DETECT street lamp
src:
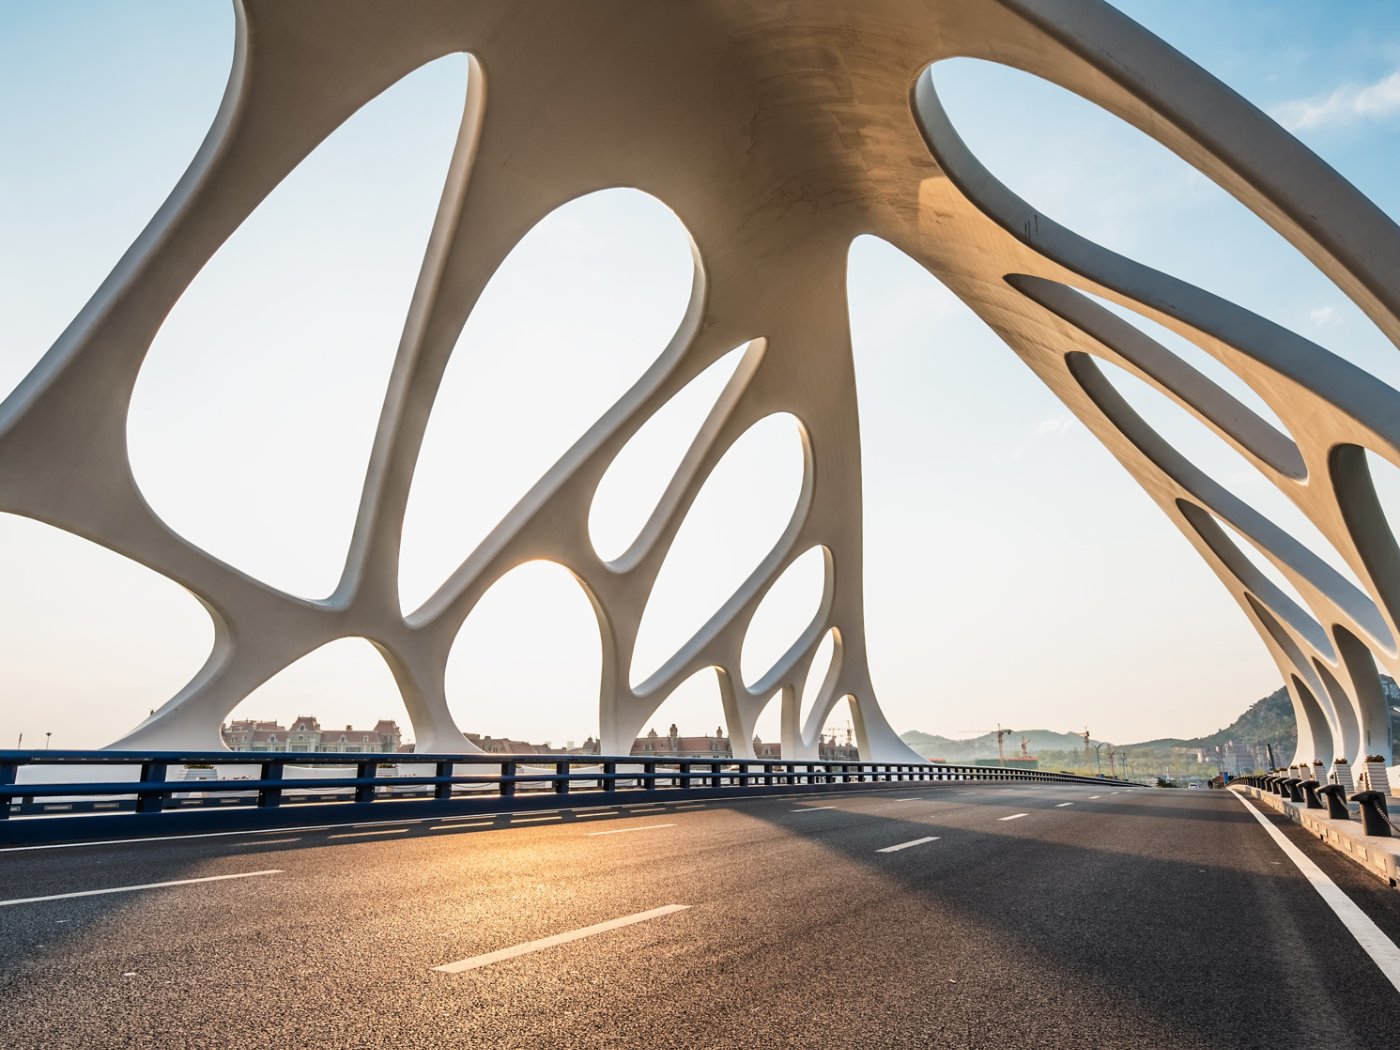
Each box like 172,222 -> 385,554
1092,741 -> 1108,775
45,731 -> 51,750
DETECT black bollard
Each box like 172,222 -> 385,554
1351,791 -> 1393,836
1300,781 -> 1324,810
1317,783 -> 1350,820
1284,778 -> 1305,803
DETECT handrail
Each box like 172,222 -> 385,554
0,749 -> 1137,845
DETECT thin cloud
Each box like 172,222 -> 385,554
1308,305 -> 1337,327
1036,414 -> 1079,438
1274,69 -> 1400,131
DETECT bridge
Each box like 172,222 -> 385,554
4,0 -> 1400,1043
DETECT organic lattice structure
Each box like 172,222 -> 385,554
4,0 -> 1399,765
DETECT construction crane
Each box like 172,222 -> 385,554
961,723 -> 1012,766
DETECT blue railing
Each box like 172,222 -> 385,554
0,749 -> 1135,845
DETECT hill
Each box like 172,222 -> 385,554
899,676 -> 1400,771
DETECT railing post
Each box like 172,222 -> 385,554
555,760 -> 570,795
603,760 -> 617,794
134,759 -> 169,813
356,761 -> 377,804
501,760 -> 517,798
644,760 -> 657,793
434,760 -> 453,801
678,761 -> 691,792
710,761 -> 721,789
259,759 -> 284,809
0,760 -> 16,820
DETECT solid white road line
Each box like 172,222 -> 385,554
876,836 -> 940,853
432,904 -> 691,973
0,869 -> 282,907
1055,803 -> 1074,808
998,813 -> 1028,821
1233,793 -> 1400,992
792,806 -> 837,812
585,823 -> 675,837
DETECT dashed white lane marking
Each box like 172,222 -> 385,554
432,904 -> 691,973
0,869 -> 282,907
327,827 -> 412,839
511,814 -> 561,823
876,836 -> 940,854
1055,803 -> 1074,808
792,806 -> 837,812
1088,795 -> 1102,799
998,813 -> 1028,821
894,798 -> 924,802
585,823 -> 675,837
1233,792 -> 1400,992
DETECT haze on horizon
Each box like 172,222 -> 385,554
3,1 -> 1400,752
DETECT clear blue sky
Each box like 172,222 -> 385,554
2,2 -> 1399,750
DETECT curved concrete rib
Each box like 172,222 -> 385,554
2,0 -> 1397,767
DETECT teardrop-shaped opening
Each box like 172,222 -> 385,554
0,514 -> 214,749
921,57 -> 1400,391
1176,500 -> 1332,657
1332,445 -> 1400,649
444,560 -> 601,750
221,637 -> 411,751
400,188 -> 696,613
2,5 -> 235,401
798,629 -> 839,725
629,668 -> 731,756
819,696 -> 861,760
589,343 -> 754,563
129,54 -> 470,599
630,413 -> 807,689
1076,352 -> 1368,597
750,690 -> 785,757
740,546 -> 828,689
1010,276 -> 1303,478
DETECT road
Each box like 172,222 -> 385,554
1,783 -> 1397,1049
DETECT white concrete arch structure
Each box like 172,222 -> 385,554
2,0 -> 1398,765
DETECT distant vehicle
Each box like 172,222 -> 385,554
1188,783 -> 1200,789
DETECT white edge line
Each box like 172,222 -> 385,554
432,904 -> 691,973
791,806 -> 837,812
585,823 -> 676,837
0,869 -> 282,907
876,836 -> 939,854
1232,792 -> 1400,992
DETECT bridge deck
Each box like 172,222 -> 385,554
1,783 -> 1396,1048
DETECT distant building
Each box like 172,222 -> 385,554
465,733 -> 553,755
221,715 -> 403,754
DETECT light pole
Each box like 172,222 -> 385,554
45,731 -> 51,750
1092,741 -> 1108,775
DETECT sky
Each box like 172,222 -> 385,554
2,2 -> 1400,751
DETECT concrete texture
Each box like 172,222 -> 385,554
2,0 -> 1399,764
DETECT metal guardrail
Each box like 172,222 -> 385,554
0,749 -> 1135,845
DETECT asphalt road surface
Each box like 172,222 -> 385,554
2,783 -> 1397,1049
